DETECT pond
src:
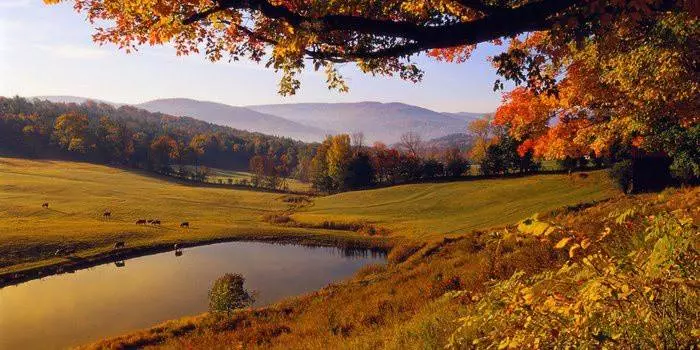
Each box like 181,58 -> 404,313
0,241 -> 386,350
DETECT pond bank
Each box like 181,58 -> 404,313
0,233 -> 393,288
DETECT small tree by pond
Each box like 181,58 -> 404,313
208,273 -> 255,315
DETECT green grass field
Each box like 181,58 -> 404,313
293,172 -> 616,239
0,157 -> 617,275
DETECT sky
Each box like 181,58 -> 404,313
0,0 -> 510,113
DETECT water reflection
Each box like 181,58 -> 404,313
0,241 -> 385,350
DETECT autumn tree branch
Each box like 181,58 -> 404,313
183,0 -> 582,61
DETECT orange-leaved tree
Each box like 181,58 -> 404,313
44,0 -> 694,95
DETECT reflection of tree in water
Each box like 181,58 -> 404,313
297,244 -> 387,259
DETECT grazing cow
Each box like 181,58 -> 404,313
152,219 -> 161,225
180,222 -> 189,228
136,219 -> 147,225
114,260 -> 125,267
42,202 -> 49,208
103,211 -> 111,219
147,219 -> 154,224
114,241 -> 125,249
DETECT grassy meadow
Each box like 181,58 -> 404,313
294,172 -> 616,239
0,157 -> 614,277
0,157 -> 355,275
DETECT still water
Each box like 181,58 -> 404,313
0,241 -> 385,349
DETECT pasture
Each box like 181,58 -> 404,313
0,157 -> 346,275
293,171 -> 616,239
0,157 -> 616,276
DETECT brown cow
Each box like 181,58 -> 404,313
180,222 -> 189,228
152,219 -> 161,225
103,211 -> 111,218
136,219 -> 147,225
42,202 -> 49,208
114,241 -> 125,249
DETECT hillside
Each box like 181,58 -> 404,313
136,98 -> 326,142
292,171 -> 616,239
85,184 -> 698,350
248,102 -> 478,143
0,157 -> 615,278
0,157 -> 384,278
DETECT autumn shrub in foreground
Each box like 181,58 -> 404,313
447,202 -> 699,348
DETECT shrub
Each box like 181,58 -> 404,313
609,160 -> 634,193
208,273 -> 255,315
447,209 -> 699,349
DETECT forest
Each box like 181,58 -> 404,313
0,96 -> 315,186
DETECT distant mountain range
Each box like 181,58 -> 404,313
136,99 -> 327,142
33,96 -> 492,144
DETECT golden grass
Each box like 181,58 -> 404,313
0,157 -> 364,275
0,157 -> 616,277
83,187 -> 699,350
293,171 -> 616,239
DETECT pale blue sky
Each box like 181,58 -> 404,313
0,0 -> 509,112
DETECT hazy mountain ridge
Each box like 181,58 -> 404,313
135,98 -> 326,142
33,96 -> 492,144
248,102 -> 489,143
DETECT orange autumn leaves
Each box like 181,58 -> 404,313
494,85 -> 591,160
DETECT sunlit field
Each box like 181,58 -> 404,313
0,157 -> 358,275
0,157 -> 615,276
294,171 -> 616,239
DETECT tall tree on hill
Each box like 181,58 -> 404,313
326,134 -> 352,188
467,116 -> 494,164
149,135 -> 179,173
53,112 -> 91,153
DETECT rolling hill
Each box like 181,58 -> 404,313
248,102 -> 482,143
136,98 -> 326,142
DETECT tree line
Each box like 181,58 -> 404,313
0,96 -> 314,189
304,122 -> 549,193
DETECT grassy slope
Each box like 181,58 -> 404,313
0,158 -> 359,275
0,158 -> 614,276
85,187 -> 699,350
294,172 -> 615,239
